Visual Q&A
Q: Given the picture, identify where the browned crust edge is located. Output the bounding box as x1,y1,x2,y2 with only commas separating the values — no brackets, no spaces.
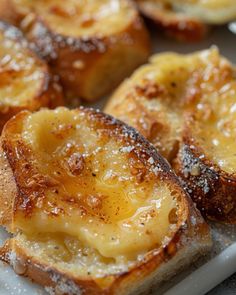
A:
175,139,236,224
27,15,150,101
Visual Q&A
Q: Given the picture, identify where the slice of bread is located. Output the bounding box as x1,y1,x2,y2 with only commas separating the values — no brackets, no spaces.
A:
0,107,211,294
0,0,150,102
164,0,236,24
136,0,208,42
136,0,236,41
105,48,236,223
0,21,64,132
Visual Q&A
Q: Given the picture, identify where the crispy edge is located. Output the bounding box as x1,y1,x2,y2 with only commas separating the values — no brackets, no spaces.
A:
0,143,16,228
174,139,236,224
137,1,209,42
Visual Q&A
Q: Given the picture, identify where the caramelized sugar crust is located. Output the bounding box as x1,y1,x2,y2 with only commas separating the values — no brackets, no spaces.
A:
0,21,64,131
1,107,189,261
106,48,236,223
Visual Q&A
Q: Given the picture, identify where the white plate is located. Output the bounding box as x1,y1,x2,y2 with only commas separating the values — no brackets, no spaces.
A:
0,25,236,295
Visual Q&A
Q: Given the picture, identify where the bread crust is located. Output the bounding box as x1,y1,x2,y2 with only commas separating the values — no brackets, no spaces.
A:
0,21,64,131
174,135,236,224
136,0,208,42
0,0,150,102
0,145,16,227
0,107,211,295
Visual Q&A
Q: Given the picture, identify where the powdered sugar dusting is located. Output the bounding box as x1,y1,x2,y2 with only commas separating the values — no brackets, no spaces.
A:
119,146,134,153
29,22,108,60
49,273,82,295
179,144,214,196
44,286,55,295
7,251,17,266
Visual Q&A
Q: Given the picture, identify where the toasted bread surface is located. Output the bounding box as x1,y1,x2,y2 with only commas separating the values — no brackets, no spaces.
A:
105,48,236,223
0,107,211,294
106,48,220,161
0,21,64,131
0,0,150,102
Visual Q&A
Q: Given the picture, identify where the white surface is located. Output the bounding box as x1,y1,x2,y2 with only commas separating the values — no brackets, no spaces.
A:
164,243,236,295
0,25,236,295
0,230,44,295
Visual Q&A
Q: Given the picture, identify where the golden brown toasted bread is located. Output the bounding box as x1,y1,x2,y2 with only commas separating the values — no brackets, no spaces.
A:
136,0,236,41
105,48,236,223
0,0,150,102
0,107,211,294
0,21,64,132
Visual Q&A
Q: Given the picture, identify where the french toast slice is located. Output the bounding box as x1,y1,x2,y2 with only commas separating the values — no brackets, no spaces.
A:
0,0,150,102
0,21,64,132
136,0,208,42
136,0,236,41
0,107,211,294
164,0,236,24
105,48,236,223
